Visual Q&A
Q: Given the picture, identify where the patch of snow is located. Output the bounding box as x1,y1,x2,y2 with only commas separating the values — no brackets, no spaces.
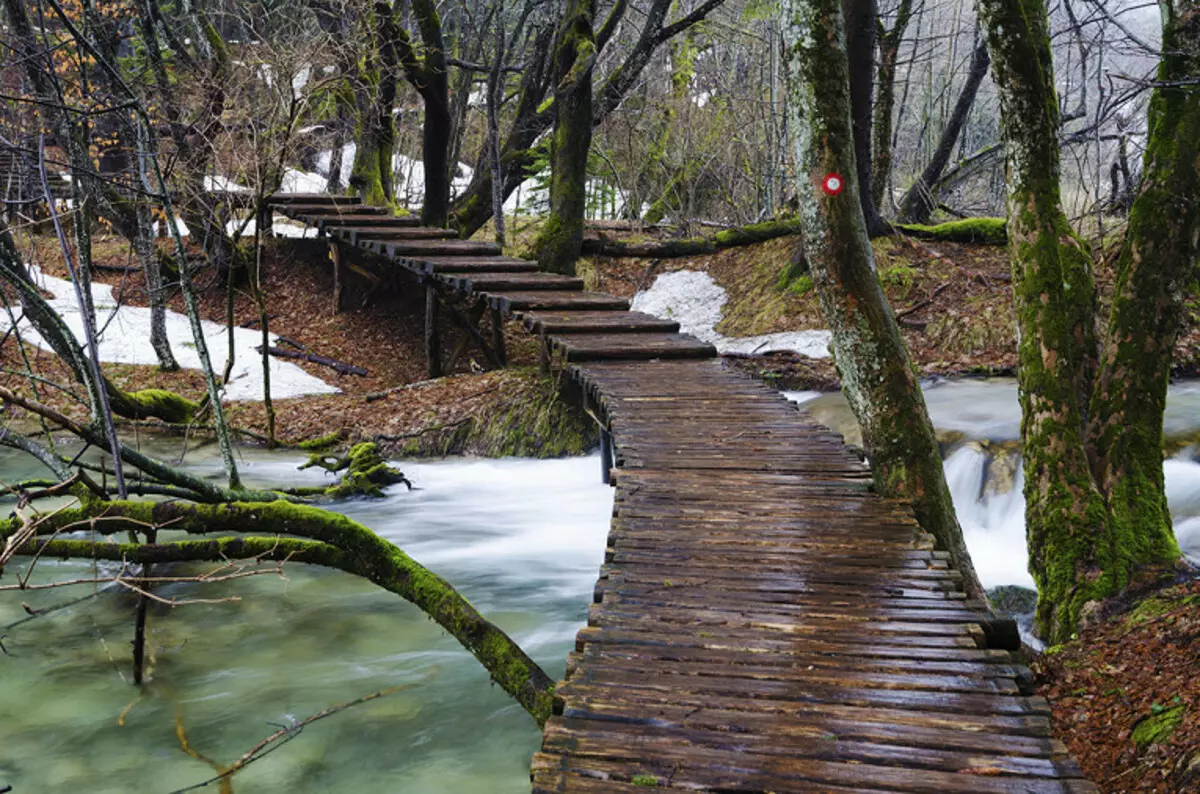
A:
2,265,338,401
204,174,249,193
630,270,832,358
279,168,328,193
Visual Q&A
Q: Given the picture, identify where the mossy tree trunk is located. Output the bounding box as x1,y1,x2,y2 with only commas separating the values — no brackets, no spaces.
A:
351,2,401,207
1,500,555,725
534,0,596,275
1085,0,1198,606
870,0,913,211
978,0,1194,641
783,0,984,597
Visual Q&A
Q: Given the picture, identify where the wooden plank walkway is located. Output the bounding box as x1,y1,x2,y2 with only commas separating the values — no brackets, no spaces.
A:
269,195,1097,793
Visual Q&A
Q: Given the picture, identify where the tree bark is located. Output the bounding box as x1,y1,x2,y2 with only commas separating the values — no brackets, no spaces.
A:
784,0,983,597
535,0,596,275
843,0,888,236
1085,0,1198,610
975,0,1177,641
870,0,914,210
897,37,990,224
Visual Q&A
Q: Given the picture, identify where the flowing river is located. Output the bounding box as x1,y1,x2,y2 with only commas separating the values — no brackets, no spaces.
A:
2,378,1199,792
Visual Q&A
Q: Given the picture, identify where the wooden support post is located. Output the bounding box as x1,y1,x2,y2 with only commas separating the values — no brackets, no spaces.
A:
491,306,507,367
328,240,344,315
256,204,271,239
539,330,551,374
425,283,443,378
599,427,613,485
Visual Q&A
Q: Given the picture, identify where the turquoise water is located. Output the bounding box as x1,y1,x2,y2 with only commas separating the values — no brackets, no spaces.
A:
0,442,613,793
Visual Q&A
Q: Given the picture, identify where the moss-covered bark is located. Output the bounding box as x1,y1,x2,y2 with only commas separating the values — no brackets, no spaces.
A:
783,0,984,597
534,0,596,275
978,0,1195,641
1085,0,1198,596
2,504,555,724
895,217,1007,244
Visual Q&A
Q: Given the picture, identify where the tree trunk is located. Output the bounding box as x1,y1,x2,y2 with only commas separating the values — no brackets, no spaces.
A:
842,0,888,236
535,0,596,275
1085,0,1198,610
411,0,451,227
134,201,179,371
898,37,990,224
351,2,401,206
784,0,983,597
977,0,1113,641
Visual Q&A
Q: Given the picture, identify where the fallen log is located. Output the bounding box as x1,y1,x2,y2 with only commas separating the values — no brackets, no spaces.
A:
257,345,368,376
581,218,804,259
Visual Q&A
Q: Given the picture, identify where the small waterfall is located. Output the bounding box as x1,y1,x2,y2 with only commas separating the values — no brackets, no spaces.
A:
943,445,1032,589
942,445,1200,588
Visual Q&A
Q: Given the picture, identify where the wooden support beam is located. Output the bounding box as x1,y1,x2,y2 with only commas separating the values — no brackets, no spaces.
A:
539,329,551,374
444,299,489,373
491,306,508,367
599,427,613,485
328,240,345,315
425,282,442,378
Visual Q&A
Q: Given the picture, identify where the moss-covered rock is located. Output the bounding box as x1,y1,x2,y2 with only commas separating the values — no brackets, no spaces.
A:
1132,704,1186,749
988,585,1038,616
895,217,1007,244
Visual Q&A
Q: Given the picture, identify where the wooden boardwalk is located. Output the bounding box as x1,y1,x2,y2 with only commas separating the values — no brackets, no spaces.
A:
270,195,1097,793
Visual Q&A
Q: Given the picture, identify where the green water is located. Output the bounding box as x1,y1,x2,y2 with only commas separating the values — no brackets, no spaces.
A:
0,441,613,793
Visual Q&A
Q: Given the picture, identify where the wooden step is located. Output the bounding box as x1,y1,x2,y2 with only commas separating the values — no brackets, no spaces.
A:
267,193,362,206
488,291,630,312
275,203,389,217
548,332,716,362
419,257,539,274
310,213,423,229
382,239,503,258
333,226,457,244
523,310,680,335
439,272,586,293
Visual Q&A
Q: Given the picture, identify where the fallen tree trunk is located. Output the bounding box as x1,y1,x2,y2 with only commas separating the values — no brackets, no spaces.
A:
581,218,804,258
258,345,368,376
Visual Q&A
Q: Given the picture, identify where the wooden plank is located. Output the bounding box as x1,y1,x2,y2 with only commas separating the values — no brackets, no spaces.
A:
420,256,539,273
550,332,717,362
334,226,457,242
523,310,681,334
489,291,630,312
384,239,503,258
439,272,586,292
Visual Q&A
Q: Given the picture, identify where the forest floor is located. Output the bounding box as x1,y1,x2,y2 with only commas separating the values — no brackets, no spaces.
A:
1034,579,1200,792
8,223,1200,791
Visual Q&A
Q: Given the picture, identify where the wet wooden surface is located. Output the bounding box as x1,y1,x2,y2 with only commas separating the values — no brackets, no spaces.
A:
270,199,1097,793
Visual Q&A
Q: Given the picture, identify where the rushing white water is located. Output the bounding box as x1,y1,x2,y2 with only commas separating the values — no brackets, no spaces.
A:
1,264,338,401
631,270,833,358
786,379,1200,588
0,444,614,793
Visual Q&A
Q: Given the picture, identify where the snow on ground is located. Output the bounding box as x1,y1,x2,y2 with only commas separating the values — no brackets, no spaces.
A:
630,270,832,358
3,265,339,401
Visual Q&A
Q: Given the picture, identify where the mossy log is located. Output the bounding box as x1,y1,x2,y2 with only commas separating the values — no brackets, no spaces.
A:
107,386,198,424
2,501,556,724
296,442,411,498
895,217,1007,244
581,219,804,259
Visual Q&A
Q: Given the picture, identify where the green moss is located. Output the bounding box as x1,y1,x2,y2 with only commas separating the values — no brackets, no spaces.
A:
110,387,198,423
714,218,803,247
878,264,917,293
631,775,659,786
1125,597,1173,627
896,217,1008,244
299,442,410,498
1132,705,1186,749
787,275,814,296
297,430,345,451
